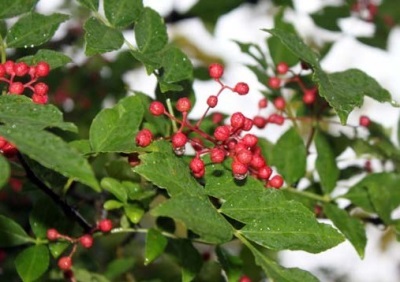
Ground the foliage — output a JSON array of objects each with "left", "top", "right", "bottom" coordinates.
[{"left": 0, "top": 0, "right": 399, "bottom": 281}]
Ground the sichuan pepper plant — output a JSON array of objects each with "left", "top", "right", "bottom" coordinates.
[{"left": 0, "top": 0, "right": 400, "bottom": 282}]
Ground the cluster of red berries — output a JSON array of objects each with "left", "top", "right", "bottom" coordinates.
[
  {"left": 46, "top": 219, "right": 113, "bottom": 272},
  {"left": 0, "top": 60, "right": 50, "bottom": 104},
  {"left": 135, "top": 63, "right": 284, "bottom": 189}
]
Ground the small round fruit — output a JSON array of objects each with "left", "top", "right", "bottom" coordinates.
[
  {"left": 273, "top": 97, "right": 286, "bottom": 110},
  {"left": 176, "top": 97, "right": 191, "bottom": 112},
  {"left": 79, "top": 234, "right": 94, "bottom": 248},
  {"left": 268, "top": 175, "right": 284, "bottom": 189},
  {"left": 276, "top": 62, "right": 289, "bottom": 75},
  {"left": 46, "top": 229, "right": 59, "bottom": 241},
  {"left": 268, "top": 77, "right": 281, "bottom": 89},
  {"left": 149, "top": 101, "right": 165, "bottom": 116},
  {"left": 234, "top": 82, "right": 249, "bottom": 95},
  {"left": 359, "top": 115, "right": 370, "bottom": 127},
  {"left": 35, "top": 62, "right": 50, "bottom": 77},
  {"left": 171, "top": 132, "right": 188, "bottom": 148},
  {"left": 207, "top": 95, "right": 218, "bottom": 108},
  {"left": 58, "top": 256, "right": 72, "bottom": 271},
  {"left": 208, "top": 63, "right": 224, "bottom": 79},
  {"left": 214, "top": 125, "right": 231, "bottom": 142},
  {"left": 98, "top": 219, "right": 113, "bottom": 232},
  {"left": 135, "top": 129, "right": 153, "bottom": 147}
]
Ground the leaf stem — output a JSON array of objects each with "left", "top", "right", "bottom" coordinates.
[
  {"left": 166, "top": 98, "right": 178, "bottom": 132},
  {"left": 282, "top": 186, "right": 331, "bottom": 203}
]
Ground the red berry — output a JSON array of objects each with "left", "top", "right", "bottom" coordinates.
[
  {"left": 193, "top": 168, "right": 205, "bottom": 178},
  {"left": 98, "top": 219, "right": 113, "bottom": 232},
  {"left": 32, "top": 94, "right": 48, "bottom": 104},
  {"left": 28, "top": 66, "right": 36, "bottom": 78},
  {"left": 79, "top": 234, "right": 94, "bottom": 248},
  {"left": 135, "top": 129, "right": 153, "bottom": 147},
  {"left": 0, "top": 137, "right": 6, "bottom": 149},
  {"left": 274, "top": 97, "right": 286, "bottom": 110},
  {"left": 190, "top": 138, "right": 204, "bottom": 151},
  {"left": 267, "top": 113, "right": 284, "bottom": 125},
  {"left": 359, "top": 115, "right": 370, "bottom": 127},
  {"left": 207, "top": 95, "right": 218, "bottom": 108},
  {"left": 258, "top": 98, "right": 267, "bottom": 109},
  {"left": 128, "top": 153, "right": 140, "bottom": 167},
  {"left": 9, "top": 178, "right": 22, "bottom": 192},
  {"left": 258, "top": 166, "right": 272, "bottom": 179},
  {"left": 34, "top": 82, "right": 49, "bottom": 96},
  {"left": 176, "top": 97, "right": 191, "bottom": 112},
  {"left": 303, "top": 88, "right": 317, "bottom": 105},
  {"left": 2, "top": 142, "right": 18, "bottom": 157},
  {"left": 268, "top": 175, "right": 284, "bottom": 189},
  {"left": 35, "top": 61, "right": 50, "bottom": 77},
  {"left": 149, "top": 101, "right": 165, "bottom": 116},
  {"left": 242, "top": 118, "right": 253, "bottom": 131},
  {"left": 250, "top": 154, "right": 266, "bottom": 169},
  {"left": 230, "top": 112, "right": 245, "bottom": 129},
  {"left": 8, "top": 82, "right": 24, "bottom": 95},
  {"left": 234, "top": 82, "right": 249, "bottom": 95},
  {"left": 14, "top": 62, "right": 29, "bottom": 76},
  {"left": 239, "top": 275, "right": 252, "bottom": 282},
  {"left": 4, "top": 61, "right": 15, "bottom": 75},
  {"left": 236, "top": 149, "right": 253, "bottom": 165},
  {"left": 268, "top": 77, "right": 281, "bottom": 89},
  {"left": 276, "top": 62, "right": 289, "bottom": 75},
  {"left": 171, "top": 132, "right": 187, "bottom": 148},
  {"left": 253, "top": 116, "right": 267, "bottom": 129},
  {"left": 232, "top": 161, "right": 248, "bottom": 175},
  {"left": 212, "top": 112, "right": 224, "bottom": 124},
  {"left": 210, "top": 147, "right": 225, "bottom": 163},
  {"left": 46, "top": 228, "right": 60, "bottom": 241},
  {"left": 190, "top": 157, "right": 205, "bottom": 173},
  {"left": 208, "top": 63, "right": 224, "bottom": 79},
  {"left": 0, "top": 64, "right": 5, "bottom": 77},
  {"left": 58, "top": 256, "right": 72, "bottom": 271},
  {"left": 242, "top": 134, "right": 258, "bottom": 148},
  {"left": 214, "top": 125, "right": 231, "bottom": 142}
]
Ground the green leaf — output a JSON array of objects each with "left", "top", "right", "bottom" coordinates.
[
  {"left": 124, "top": 203, "right": 144, "bottom": 224},
  {"left": 104, "top": 200, "right": 124, "bottom": 210},
  {"left": 160, "top": 47, "right": 193, "bottom": 84},
  {"left": 6, "top": 12, "right": 69, "bottom": 48},
  {"left": 341, "top": 183, "right": 374, "bottom": 212},
  {"left": 74, "top": 269, "right": 110, "bottom": 282},
  {"left": 15, "top": 245, "right": 49, "bottom": 282},
  {"left": 264, "top": 28, "right": 320, "bottom": 67},
  {"left": 104, "top": 258, "right": 135, "bottom": 280},
  {"left": 0, "top": 155, "right": 10, "bottom": 189},
  {"left": 0, "top": 125, "right": 100, "bottom": 191},
  {"left": 323, "top": 203, "right": 367, "bottom": 258},
  {"left": 101, "top": 177, "right": 128, "bottom": 203},
  {"left": 316, "top": 69, "right": 391, "bottom": 124},
  {"left": 314, "top": 131, "right": 339, "bottom": 194},
  {"left": 144, "top": 228, "right": 168, "bottom": 265},
  {"left": 271, "top": 0, "right": 294, "bottom": 8},
  {"left": 311, "top": 6, "right": 350, "bottom": 31},
  {"left": 0, "top": 95, "right": 77, "bottom": 132},
  {"left": 76, "top": 0, "right": 98, "bottom": 11},
  {"left": 48, "top": 242, "right": 69, "bottom": 258},
  {"left": 215, "top": 246, "right": 242, "bottom": 282},
  {"left": 89, "top": 95, "right": 145, "bottom": 152},
  {"left": 166, "top": 239, "right": 203, "bottom": 282},
  {"left": 152, "top": 193, "right": 233, "bottom": 244},
  {"left": 104, "top": 0, "right": 143, "bottom": 28},
  {"left": 0, "top": 0, "right": 38, "bottom": 19},
  {"left": 0, "top": 215, "right": 33, "bottom": 247},
  {"left": 135, "top": 7, "right": 168, "bottom": 54},
  {"left": 271, "top": 128, "right": 306, "bottom": 185},
  {"left": 221, "top": 189, "right": 344, "bottom": 253},
  {"left": 18, "top": 49, "right": 72, "bottom": 70},
  {"left": 84, "top": 17, "right": 124, "bottom": 56}
]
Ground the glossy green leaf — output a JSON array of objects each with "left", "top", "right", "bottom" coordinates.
[
  {"left": 271, "top": 128, "right": 306, "bottom": 185},
  {"left": 18, "top": 49, "right": 72, "bottom": 70},
  {"left": 271, "top": 0, "right": 294, "bottom": 7},
  {"left": 0, "top": 0, "right": 38, "bottom": 19},
  {"left": 166, "top": 239, "right": 203, "bottom": 282},
  {"left": 6, "top": 12, "right": 69, "bottom": 48},
  {"left": 0, "top": 125, "right": 100, "bottom": 191},
  {"left": 0, "top": 95, "right": 77, "bottom": 132},
  {"left": 160, "top": 47, "right": 193, "bottom": 84},
  {"left": 221, "top": 189, "right": 344, "bottom": 253},
  {"left": 311, "top": 6, "right": 350, "bottom": 31},
  {"left": 145, "top": 228, "right": 168, "bottom": 265},
  {"left": 89, "top": 95, "right": 145, "bottom": 152},
  {"left": 48, "top": 242, "right": 69, "bottom": 258},
  {"left": 84, "top": 17, "right": 124, "bottom": 56},
  {"left": 135, "top": 7, "right": 168, "bottom": 54},
  {"left": 77, "top": 0, "right": 98, "bottom": 11},
  {"left": 101, "top": 177, "right": 128, "bottom": 203},
  {"left": 104, "top": 200, "right": 124, "bottom": 210},
  {"left": 104, "top": 258, "right": 135, "bottom": 280},
  {"left": 315, "top": 131, "right": 339, "bottom": 194},
  {"left": 341, "top": 183, "right": 374, "bottom": 212},
  {"left": 0, "top": 215, "right": 33, "bottom": 247},
  {"left": 316, "top": 68, "right": 391, "bottom": 124},
  {"left": 152, "top": 193, "right": 233, "bottom": 244},
  {"left": 104, "top": 0, "right": 143, "bottom": 28},
  {"left": 215, "top": 246, "right": 242, "bottom": 282},
  {"left": 74, "top": 269, "right": 110, "bottom": 282},
  {"left": 0, "top": 155, "right": 10, "bottom": 189},
  {"left": 245, "top": 240, "right": 318, "bottom": 282},
  {"left": 264, "top": 28, "right": 320, "bottom": 67},
  {"left": 15, "top": 245, "right": 49, "bottom": 282},
  {"left": 124, "top": 203, "right": 144, "bottom": 224},
  {"left": 323, "top": 203, "right": 367, "bottom": 258}
]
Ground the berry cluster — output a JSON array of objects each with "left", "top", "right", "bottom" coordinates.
[
  {"left": 0, "top": 60, "right": 50, "bottom": 104},
  {"left": 135, "top": 63, "right": 284, "bottom": 189},
  {"left": 46, "top": 219, "right": 113, "bottom": 274}
]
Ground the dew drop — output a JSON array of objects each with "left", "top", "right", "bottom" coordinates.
[
  {"left": 174, "top": 146, "right": 185, "bottom": 156},
  {"left": 233, "top": 172, "right": 248, "bottom": 180}
]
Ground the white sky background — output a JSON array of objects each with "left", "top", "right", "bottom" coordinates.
[{"left": 38, "top": 0, "right": 400, "bottom": 281}]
